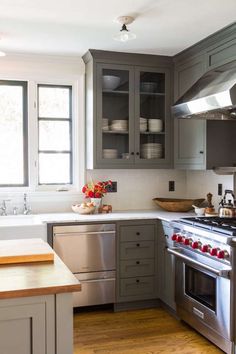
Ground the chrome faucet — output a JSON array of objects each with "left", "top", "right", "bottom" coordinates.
[
  {"left": 23, "top": 193, "right": 31, "bottom": 215},
  {"left": 0, "top": 199, "right": 11, "bottom": 216}
]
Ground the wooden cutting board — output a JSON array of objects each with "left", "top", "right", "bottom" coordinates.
[{"left": 0, "top": 238, "right": 54, "bottom": 265}]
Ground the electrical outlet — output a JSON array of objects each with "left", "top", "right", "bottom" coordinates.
[
  {"left": 218, "top": 183, "right": 223, "bottom": 196},
  {"left": 169, "top": 181, "right": 175, "bottom": 192},
  {"left": 106, "top": 181, "right": 117, "bottom": 193}
]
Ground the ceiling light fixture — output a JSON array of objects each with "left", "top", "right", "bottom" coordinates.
[{"left": 113, "top": 16, "right": 136, "bottom": 42}]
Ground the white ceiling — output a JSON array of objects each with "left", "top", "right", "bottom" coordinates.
[{"left": 0, "top": 0, "right": 235, "bottom": 57}]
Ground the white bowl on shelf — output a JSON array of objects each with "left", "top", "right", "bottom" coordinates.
[
  {"left": 102, "top": 75, "right": 121, "bottom": 90},
  {"left": 148, "top": 119, "right": 163, "bottom": 132},
  {"left": 140, "top": 82, "right": 157, "bottom": 93}
]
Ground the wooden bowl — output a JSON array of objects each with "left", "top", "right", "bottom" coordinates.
[{"left": 153, "top": 198, "right": 205, "bottom": 212}]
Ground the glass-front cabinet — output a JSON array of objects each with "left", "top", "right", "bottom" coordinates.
[{"left": 84, "top": 50, "right": 172, "bottom": 169}]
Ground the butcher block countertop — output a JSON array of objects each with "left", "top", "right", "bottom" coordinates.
[{"left": 0, "top": 238, "right": 81, "bottom": 300}]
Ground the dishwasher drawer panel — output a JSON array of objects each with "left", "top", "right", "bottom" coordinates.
[
  {"left": 120, "top": 259, "right": 155, "bottom": 278},
  {"left": 120, "top": 241, "right": 154, "bottom": 260},
  {"left": 73, "top": 271, "right": 116, "bottom": 307},
  {"left": 120, "top": 225, "right": 155, "bottom": 242},
  {"left": 53, "top": 229, "right": 115, "bottom": 273},
  {"left": 120, "top": 276, "right": 155, "bottom": 298}
]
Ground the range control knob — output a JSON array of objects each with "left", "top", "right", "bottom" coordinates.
[
  {"left": 201, "top": 244, "right": 209, "bottom": 253},
  {"left": 217, "top": 250, "right": 229, "bottom": 259},
  {"left": 184, "top": 238, "right": 190, "bottom": 246},
  {"left": 176, "top": 235, "right": 183, "bottom": 243},
  {"left": 191, "top": 241, "right": 199, "bottom": 249},
  {"left": 172, "top": 234, "right": 177, "bottom": 241},
  {"left": 210, "top": 248, "right": 218, "bottom": 256}
]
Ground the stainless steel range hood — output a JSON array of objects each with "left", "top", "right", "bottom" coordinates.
[{"left": 172, "top": 61, "right": 236, "bottom": 119}]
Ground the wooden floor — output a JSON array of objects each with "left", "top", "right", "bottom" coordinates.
[{"left": 73, "top": 307, "right": 223, "bottom": 354}]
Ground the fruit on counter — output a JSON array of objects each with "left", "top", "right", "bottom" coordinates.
[{"left": 80, "top": 202, "right": 96, "bottom": 208}]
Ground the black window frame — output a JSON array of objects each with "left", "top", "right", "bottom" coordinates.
[
  {"left": 37, "top": 84, "right": 73, "bottom": 186},
  {"left": 0, "top": 80, "right": 28, "bottom": 187}
]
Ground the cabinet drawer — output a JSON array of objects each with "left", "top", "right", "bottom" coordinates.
[
  {"left": 120, "top": 276, "right": 155, "bottom": 297},
  {"left": 120, "top": 225, "right": 155, "bottom": 242},
  {"left": 120, "top": 241, "right": 154, "bottom": 260},
  {"left": 120, "top": 259, "right": 155, "bottom": 278}
]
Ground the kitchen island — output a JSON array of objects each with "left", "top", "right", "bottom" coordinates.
[{"left": 0, "top": 238, "right": 81, "bottom": 354}]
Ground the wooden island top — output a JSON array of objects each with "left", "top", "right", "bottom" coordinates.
[{"left": 0, "top": 238, "right": 81, "bottom": 300}]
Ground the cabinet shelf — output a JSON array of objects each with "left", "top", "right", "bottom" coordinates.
[
  {"left": 102, "top": 90, "right": 129, "bottom": 95},
  {"left": 140, "top": 131, "right": 165, "bottom": 135},
  {"left": 140, "top": 92, "right": 165, "bottom": 96},
  {"left": 102, "top": 130, "right": 129, "bottom": 134}
]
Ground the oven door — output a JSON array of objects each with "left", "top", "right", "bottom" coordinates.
[{"left": 167, "top": 247, "right": 232, "bottom": 343}]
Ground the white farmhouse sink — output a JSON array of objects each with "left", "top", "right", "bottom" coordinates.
[
  {"left": 0, "top": 215, "right": 47, "bottom": 242},
  {"left": 0, "top": 214, "right": 43, "bottom": 226}
]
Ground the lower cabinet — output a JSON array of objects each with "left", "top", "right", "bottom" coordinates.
[
  {"left": 116, "top": 220, "right": 158, "bottom": 303},
  {"left": 0, "top": 293, "right": 73, "bottom": 354},
  {"left": 158, "top": 220, "right": 176, "bottom": 311}
]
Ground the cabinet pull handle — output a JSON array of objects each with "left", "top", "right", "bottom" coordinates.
[
  {"left": 131, "top": 152, "right": 135, "bottom": 155},
  {"left": 199, "top": 151, "right": 204, "bottom": 154},
  {"left": 136, "top": 152, "right": 140, "bottom": 156},
  {"left": 136, "top": 279, "right": 140, "bottom": 283},
  {"left": 136, "top": 243, "right": 140, "bottom": 247},
  {"left": 136, "top": 232, "right": 140, "bottom": 236},
  {"left": 136, "top": 261, "right": 140, "bottom": 265}
]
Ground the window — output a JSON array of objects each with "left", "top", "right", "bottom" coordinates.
[
  {"left": 37, "top": 85, "right": 72, "bottom": 185},
  {"left": 0, "top": 80, "right": 28, "bottom": 187}
]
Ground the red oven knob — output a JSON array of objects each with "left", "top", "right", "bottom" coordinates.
[
  {"left": 210, "top": 248, "right": 218, "bottom": 256},
  {"left": 217, "top": 250, "right": 229, "bottom": 259},
  {"left": 176, "top": 235, "right": 183, "bottom": 243},
  {"left": 201, "top": 244, "right": 209, "bottom": 253},
  {"left": 184, "top": 238, "right": 190, "bottom": 246},
  {"left": 191, "top": 241, "right": 199, "bottom": 249},
  {"left": 172, "top": 234, "right": 177, "bottom": 241}
]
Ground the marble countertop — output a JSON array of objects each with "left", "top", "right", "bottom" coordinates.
[{"left": 0, "top": 209, "right": 196, "bottom": 227}]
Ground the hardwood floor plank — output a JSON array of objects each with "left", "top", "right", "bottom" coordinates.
[{"left": 74, "top": 308, "right": 223, "bottom": 354}]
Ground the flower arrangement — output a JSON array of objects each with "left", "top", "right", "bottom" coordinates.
[{"left": 82, "top": 180, "right": 112, "bottom": 199}]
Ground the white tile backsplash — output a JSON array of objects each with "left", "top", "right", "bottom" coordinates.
[{"left": 87, "top": 169, "right": 186, "bottom": 210}]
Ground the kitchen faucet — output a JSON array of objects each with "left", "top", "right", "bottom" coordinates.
[
  {"left": 0, "top": 199, "right": 11, "bottom": 216},
  {"left": 23, "top": 193, "right": 31, "bottom": 215}
]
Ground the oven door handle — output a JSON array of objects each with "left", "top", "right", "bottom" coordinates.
[{"left": 167, "top": 247, "right": 231, "bottom": 278}]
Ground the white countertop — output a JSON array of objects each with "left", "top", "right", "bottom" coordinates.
[
  {"left": 0, "top": 209, "right": 196, "bottom": 227},
  {"left": 38, "top": 209, "right": 195, "bottom": 223}
]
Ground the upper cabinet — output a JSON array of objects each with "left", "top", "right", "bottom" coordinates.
[
  {"left": 173, "top": 23, "right": 236, "bottom": 170},
  {"left": 83, "top": 50, "right": 173, "bottom": 169}
]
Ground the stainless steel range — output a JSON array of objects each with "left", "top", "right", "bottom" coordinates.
[{"left": 168, "top": 217, "right": 236, "bottom": 354}]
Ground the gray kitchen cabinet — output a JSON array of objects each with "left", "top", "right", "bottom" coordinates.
[
  {"left": 158, "top": 220, "right": 176, "bottom": 311},
  {"left": 174, "top": 53, "right": 207, "bottom": 169},
  {"left": 116, "top": 220, "right": 158, "bottom": 304},
  {"left": 173, "top": 22, "right": 236, "bottom": 170},
  {"left": 0, "top": 293, "right": 73, "bottom": 354},
  {"left": 83, "top": 49, "right": 173, "bottom": 169}
]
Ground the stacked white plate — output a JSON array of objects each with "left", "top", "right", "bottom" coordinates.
[
  {"left": 110, "top": 120, "right": 128, "bottom": 132},
  {"left": 140, "top": 117, "right": 147, "bottom": 132},
  {"left": 103, "top": 149, "right": 118, "bottom": 159},
  {"left": 102, "top": 118, "right": 109, "bottom": 131},
  {"left": 141, "top": 143, "right": 162, "bottom": 159},
  {"left": 148, "top": 119, "right": 163, "bottom": 132}
]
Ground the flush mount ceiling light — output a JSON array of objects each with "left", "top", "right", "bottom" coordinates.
[{"left": 113, "top": 16, "right": 136, "bottom": 42}]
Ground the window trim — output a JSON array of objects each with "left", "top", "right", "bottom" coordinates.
[
  {"left": 37, "top": 84, "right": 73, "bottom": 186},
  {"left": 0, "top": 80, "right": 28, "bottom": 187}
]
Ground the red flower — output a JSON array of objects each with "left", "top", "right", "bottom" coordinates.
[
  {"left": 82, "top": 186, "right": 87, "bottom": 193},
  {"left": 88, "top": 191, "right": 94, "bottom": 198},
  {"left": 81, "top": 180, "right": 112, "bottom": 198}
]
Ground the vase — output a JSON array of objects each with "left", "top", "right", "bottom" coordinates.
[{"left": 90, "top": 198, "right": 102, "bottom": 214}]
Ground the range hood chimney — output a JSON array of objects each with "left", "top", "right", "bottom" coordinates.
[{"left": 172, "top": 61, "right": 236, "bottom": 119}]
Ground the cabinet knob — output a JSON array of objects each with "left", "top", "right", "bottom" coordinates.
[
  {"left": 136, "top": 279, "right": 140, "bottom": 283},
  {"left": 136, "top": 261, "right": 140, "bottom": 265},
  {"left": 136, "top": 243, "right": 140, "bottom": 247},
  {"left": 199, "top": 151, "right": 204, "bottom": 154},
  {"left": 136, "top": 232, "right": 140, "bottom": 236},
  {"left": 131, "top": 152, "right": 135, "bottom": 155},
  {"left": 136, "top": 152, "right": 140, "bottom": 156}
]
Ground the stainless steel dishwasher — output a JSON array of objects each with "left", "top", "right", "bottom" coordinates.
[{"left": 53, "top": 223, "right": 116, "bottom": 307}]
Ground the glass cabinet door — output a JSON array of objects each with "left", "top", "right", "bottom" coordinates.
[
  {"left": 135, "top": 67, "right": 170, "bottom": 165},
  {"left": 97, "top": 64, "right": 134, "bottom": 165}
]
